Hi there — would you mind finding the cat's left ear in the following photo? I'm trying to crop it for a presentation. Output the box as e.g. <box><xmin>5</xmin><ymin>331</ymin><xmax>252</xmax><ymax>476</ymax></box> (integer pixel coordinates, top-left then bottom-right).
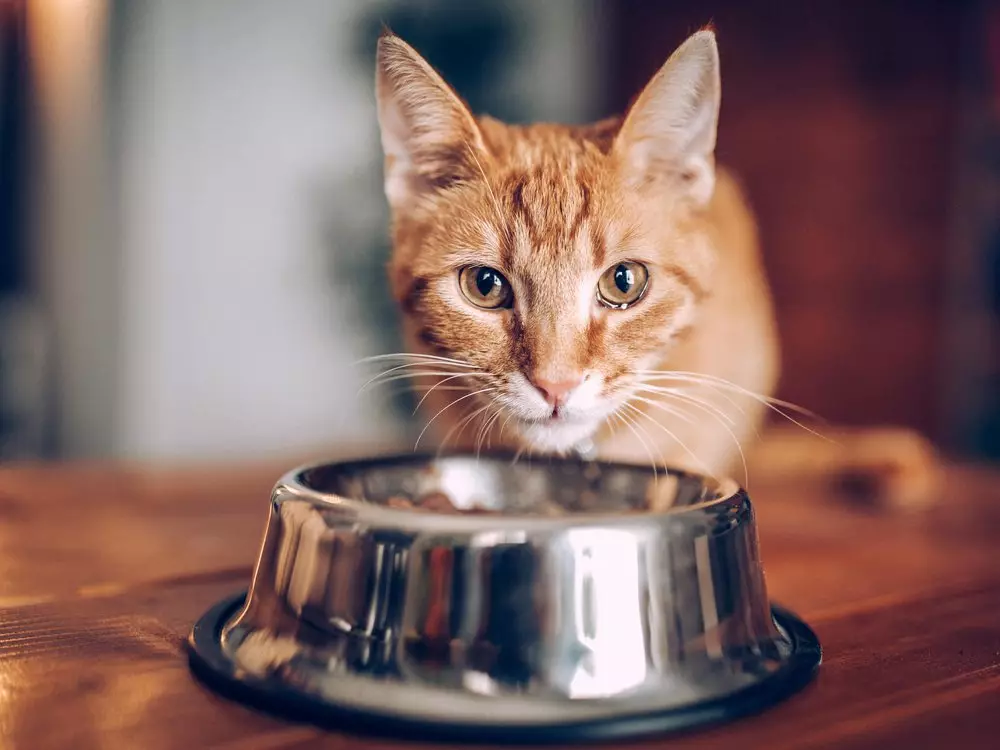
<box><xmin>613</xmin><ymin>30</ymin><xmax>721</xmax><ymax>206</ymax></box>
<box><xmin>375</xmin><ymin>32</ymin><xmax>490</xmax><ymax>211</ymax></box>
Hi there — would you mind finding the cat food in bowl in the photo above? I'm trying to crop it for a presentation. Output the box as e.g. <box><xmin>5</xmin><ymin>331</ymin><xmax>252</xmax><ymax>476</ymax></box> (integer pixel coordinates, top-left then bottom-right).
<box><xmin>188</xmin><ymin>453</ymin><xmax>820</xmax><ymax>743</ymax></box>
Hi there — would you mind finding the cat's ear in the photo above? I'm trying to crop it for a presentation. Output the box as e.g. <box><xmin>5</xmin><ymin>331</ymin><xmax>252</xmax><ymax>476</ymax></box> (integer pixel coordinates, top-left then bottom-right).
<box><xmin>613</xmin><ymin>30</ymin><xmax>721</xmax><ymax>206</ymax></box>
<box><xmin>376</xmin><ymin>32</ymin><xmax>489</xmax><ymax>211</ymax></box>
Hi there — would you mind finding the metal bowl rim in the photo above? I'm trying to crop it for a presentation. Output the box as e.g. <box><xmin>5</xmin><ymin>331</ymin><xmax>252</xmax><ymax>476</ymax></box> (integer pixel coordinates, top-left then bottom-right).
<box><xmin>271</xmin><ymin>451</ymin><xmax>747</xmax><ymax>533</ymax></box>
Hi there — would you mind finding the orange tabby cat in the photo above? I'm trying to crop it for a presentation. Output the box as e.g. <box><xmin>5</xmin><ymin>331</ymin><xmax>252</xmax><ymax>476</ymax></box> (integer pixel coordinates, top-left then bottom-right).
<box><xmin>373</xmin><ymin>29</ymin><xmax>939</xmax><ymax>509</ymax></box>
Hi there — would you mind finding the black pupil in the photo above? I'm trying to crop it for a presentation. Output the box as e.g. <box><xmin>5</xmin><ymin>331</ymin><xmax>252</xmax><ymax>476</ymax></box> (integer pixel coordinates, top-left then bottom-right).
<box><xmin>614</xmin><ymin>264</ymin><xmax>634</xmax><ymax>294</ymax></box>
<box><xmin>476</xmin><ymin>268</ymin><xmax>499</xmax><ymax>297</ymax></box>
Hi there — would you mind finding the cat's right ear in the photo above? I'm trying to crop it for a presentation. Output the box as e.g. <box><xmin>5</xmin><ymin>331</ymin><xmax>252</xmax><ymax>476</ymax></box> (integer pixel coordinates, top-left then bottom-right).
<box><xmin>375</xmin><ymin>32</ymin><xmax>489</xmax><ymax>211</ymax></box>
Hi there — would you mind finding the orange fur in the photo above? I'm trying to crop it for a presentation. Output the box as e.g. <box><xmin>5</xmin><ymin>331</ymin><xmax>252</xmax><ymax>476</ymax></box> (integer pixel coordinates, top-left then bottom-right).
<box><xmin>375</xmin><ymin>30</ymin><xmax>939</xmax><ymax>509</ymax></box>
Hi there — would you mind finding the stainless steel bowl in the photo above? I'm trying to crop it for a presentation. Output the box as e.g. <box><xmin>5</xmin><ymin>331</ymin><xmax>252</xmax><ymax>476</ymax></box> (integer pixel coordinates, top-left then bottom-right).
<box><xmin>189</xmin><ymin>453</ymin><xmax>820</xmax><ymax>742</ymax></box>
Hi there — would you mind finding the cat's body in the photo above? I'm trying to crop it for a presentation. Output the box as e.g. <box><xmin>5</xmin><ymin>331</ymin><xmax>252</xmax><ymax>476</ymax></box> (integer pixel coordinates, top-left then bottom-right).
<box><xmin>375</xmin><ymin>30</ymin><xmax>938</xmax><ymax>508</ymax></box>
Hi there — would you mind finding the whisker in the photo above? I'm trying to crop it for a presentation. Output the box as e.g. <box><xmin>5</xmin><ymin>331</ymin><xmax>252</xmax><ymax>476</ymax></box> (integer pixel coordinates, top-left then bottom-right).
<box><xmin>436</xmin><ymin>403</ymin><xmax>492</xmax><ymax>459</ymax></box>
<box><xmin>495</xmin><ymin>411</ymin><xmax>516</xmax><ymax>448</ymax></box>
<box><xmin>624</xmin><ymin>401</ymin><xmax>720</xmax><ymax>483</ymax></box>
<box><xmin>408</xmin><ymin>385</ymin><xmax>479</xmax><ymax>393</ymax></box>
<box><xmin>472</xmin><ymin>402</ymin><xmax>493</xmax><ymax>451</ymax></box>
<box><xmin>356</xmin><ymin>352</ymin><xmax>478</xmax><ymax>369</ymax></box>
<box><xmin>366</xmin><ymin>383</ymin><xmax>477</xmax><ymax>407</ymax></box>
<box><xmin>415</xmin><ymin>388</ymin><xmax>496</xmax><ymax>450</ymax></box>
<box><xmin>633</xmin><ymin>394</ymin><xmax>747</xmax><ymax>488</ymax></box>
<box><xmin>414</xmin><ymin>372</ymin><xmax>485</xmax><ymax>413</ymax></box>
<box><xmin>636</xmin><ymin>370</ymin><xmax>831</xmax><ymax>441</ymax></box>
<box><xmin>629</xmin><ymin>394</ymin><xmax>696</xmax><ymax>425</ymax></box>
<box><xmin>638</xmin><ymin>370</ymin><xmax>819</xmax><ymax>417</ymax></box>
<box><xmin>618</xmin><ymin>412</ymin><xmax>667</xmax><ymax>492</ymax></box>
<box><xmin>361</xmin><ymin>369</ymin><xmax>481</xmax><ymax>394</ymax></box>
<box><xmin>615</xmin><ymin>406</ymin><xmax>661</xmax><ymax>484</ymax></box>
<box><xmin>473</xmin><ymin>399</ymin><xmax>496</xmax><ymax>456</ymax></box>
<box><xmin>666</xmin><ymin>383</ymin><xmax>763</xmax><ymax>441</ymax></box>
<box><xmin>634</xmin><ymin>385</ymin><xmax>736</xmax><ymax>426</ymax></box>
<box><xmin>484</xmin><ymin>406</ymin><xmax>506</xmax><ymax>450</ymax></box>
<box><xmin>363</xmin><ymin>382</ymin><xmax>474</xmax><ymax>416</ymax></box>
<box><xmin>623</xmin><ymin>403</ymin><xmax>672</xmax><ymax>471</ymax></box>
<box><xmin>358</xmin><ymin>362</ymin><xmax>436</xmax><ymax>393</ymax></box>
<box><xmin>637</xmin><ymin>380</ymin><xmax>757</xmax><ymax>442</ymax></box>
<box><xmin>641</xmin><ymin>374</ymin><xmax>748</xmax><ymax>416</ymax></box>
<box><xmin>475</xmin><ymin>404</ymin><xmax>504</xmax><ymax>461</ymax></box>
<box><xmin>627</xmin><ymin>408</ymin><xmax>665</xmax><ymax>490</ymax></box>
<box><xmin>359</xmin><ymin>363</ymin><xmax>471</xmax><ymax>393</ymax></box>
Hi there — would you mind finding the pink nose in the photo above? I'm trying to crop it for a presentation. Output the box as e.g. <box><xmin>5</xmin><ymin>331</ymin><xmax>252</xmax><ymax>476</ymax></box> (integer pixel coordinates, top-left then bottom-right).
<box><xmin>532</xmin><ymin>374</ymin><xmax>584</xmax><ymax>408</ymax></box>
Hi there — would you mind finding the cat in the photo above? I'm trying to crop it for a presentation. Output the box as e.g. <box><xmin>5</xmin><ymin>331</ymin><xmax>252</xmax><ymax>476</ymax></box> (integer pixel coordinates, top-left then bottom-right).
<box><xmin>371</xmin><ymin>28</ymin><xmax>939</xmax><ymax>510</ymax></box>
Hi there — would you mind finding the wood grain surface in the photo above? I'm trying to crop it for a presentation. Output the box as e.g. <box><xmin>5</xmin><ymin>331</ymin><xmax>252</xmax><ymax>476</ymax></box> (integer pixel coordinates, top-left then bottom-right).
<box><xmin>0</xmin><ymin>456</ymin><xmax>998</xmax><ymax>749</ymax></box>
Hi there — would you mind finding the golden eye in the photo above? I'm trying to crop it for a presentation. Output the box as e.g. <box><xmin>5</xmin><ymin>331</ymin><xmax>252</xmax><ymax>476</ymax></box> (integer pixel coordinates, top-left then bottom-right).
<box><xmin>459</xmin><ymin>266</ymin><xmax>514</xmax><ymax>310</ymax></box>
<box><xmin>597</xmin><ymin>261</ymin><xmax>649</xmax><ymax>309</ymax></box>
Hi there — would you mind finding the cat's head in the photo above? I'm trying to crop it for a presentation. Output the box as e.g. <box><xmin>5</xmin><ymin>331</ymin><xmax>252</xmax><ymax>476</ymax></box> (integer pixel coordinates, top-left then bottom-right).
<box><xmin>376</xmin><ymin>30</ymin><xmax>721</xmax><ymax>453</ymax></box>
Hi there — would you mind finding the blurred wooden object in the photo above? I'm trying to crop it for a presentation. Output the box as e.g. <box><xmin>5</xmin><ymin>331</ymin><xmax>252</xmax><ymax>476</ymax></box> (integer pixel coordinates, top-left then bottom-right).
<box><xmin>604</xmin><ymin>0</ymin><xmax>967</xmax><ymax>444</ymax></box>
<box><xmin>751</xmin><ymin>424</ymin><xmax>942</xmax><ymax>510</ymax></box>
<box><xmin>0</xmin><ymin>459</ymin><xmax>998</xmax><ymax>748</ymax></box>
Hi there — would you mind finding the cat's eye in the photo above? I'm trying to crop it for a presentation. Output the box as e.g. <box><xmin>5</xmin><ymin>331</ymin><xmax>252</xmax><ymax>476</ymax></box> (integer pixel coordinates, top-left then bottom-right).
<box><xmin>597</xmin><ymin>261</ymin><xmax>649</xmax><ymax>309</ymax></box>
<box><xmin>458</xmin><ymin>266</ymin><xmax>514</xmax><ymax>310</ymax></box>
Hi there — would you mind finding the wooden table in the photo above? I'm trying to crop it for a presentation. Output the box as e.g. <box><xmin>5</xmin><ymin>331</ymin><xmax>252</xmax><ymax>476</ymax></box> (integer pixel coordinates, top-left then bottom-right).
<box><xmin>1</xmin><ymin>456</ymin><xmax>999</xmax><ymax>749</ymax></box>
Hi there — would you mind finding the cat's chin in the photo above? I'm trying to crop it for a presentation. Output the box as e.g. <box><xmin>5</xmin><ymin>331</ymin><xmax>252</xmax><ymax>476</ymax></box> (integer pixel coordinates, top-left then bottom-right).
<box><xmin>513</xmin><ymin>418</ymin><xmax>599</xmax><ymax>455</ymax></box>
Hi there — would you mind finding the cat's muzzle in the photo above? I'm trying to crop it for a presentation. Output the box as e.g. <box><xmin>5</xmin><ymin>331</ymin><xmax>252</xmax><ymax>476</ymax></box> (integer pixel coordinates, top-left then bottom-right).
<box><xmin>188</xmin><ymin>452</ymin><xmax>820</xmax><ymax>743</ymax></box>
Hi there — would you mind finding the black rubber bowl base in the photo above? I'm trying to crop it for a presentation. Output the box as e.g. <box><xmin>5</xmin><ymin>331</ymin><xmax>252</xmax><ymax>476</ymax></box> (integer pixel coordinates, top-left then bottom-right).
<box><xmin>188</xmin><ymin>592</ymin><xmax>821</xmax><ymax>745</ymax></box>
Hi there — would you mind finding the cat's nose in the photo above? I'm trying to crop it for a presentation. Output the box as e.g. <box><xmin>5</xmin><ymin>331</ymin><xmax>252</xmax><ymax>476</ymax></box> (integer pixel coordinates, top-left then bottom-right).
<box><xmin>532</xmin><ymin>374</ymin><xmax>584</xmax><ymax>408</ymax></box>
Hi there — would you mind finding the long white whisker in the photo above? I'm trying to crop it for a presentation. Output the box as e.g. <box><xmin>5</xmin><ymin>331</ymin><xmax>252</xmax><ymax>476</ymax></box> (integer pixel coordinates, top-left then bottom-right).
<box><xmin>623</xmin><ymin>403</ymin><xmax>672</xmax><ymax>483</ymax></box>
<box><xmin>362</xmin><ymin>370</ymin><xmax>481</xmax><ymax>393</ymax></box>
<box><xmin>473</xmin><ymin>400</ymin><xmax>497</xmax><ymax>455</ymax></box>
<box><xmin>359</xmin><ymin>362</ymin><xmax>473</xmax><ymax>393</ymax></box>
<box><xmin>638</xmin><ymin>371</ymin><xmax>820</xmax><ymax>418</ymax></box>
<box><xmin>368</xmin><ymin>384</ymin><xmax>478</xmax><ymax>408</ymax></box>
<box><xmin>634</xmin><ymin>394</ymin><xmax>748</xmax><ymax>488</ymax></box>
<box><xmin>436</xmin><ymin>403</ymin><xmax>492</xmax><ymax>459</ymax></box>
<box><xmin>366</xmin><ymin>371</ymin><xmax>476</xmax><ymax>388</ymax></box>
<box><xmin>408</xmin><ymin>385</ymin><xmax>480</xmax><ymax>393</ymax></box>
<box><xmin>641</xmin><ymin>374</ymin><xmax>747</xmax><ymax>416</ymax></box>
<box><xmin>415</xmin><ymin>388</ymin><xmax>496</xmax><ymax>450</ymax></box>
<box><xmin>634</xmin><ymin>385</ymin><xmax>736</xmax><ymax>426</ymax></box>
<box><xmin>359</xmin><ymin>362</ymin><xmax>438</xmax><ymax>393</ymax></box>
<box><xmin>667</xmin><ymin>383</ymin><xmax>762</xmax><ymax>441</ymax></box>
<box><xmin>624</xmin><ymin>401</ymin><xmax>720</xmax><ymax>483</ymax></box>
<box><xmin>495</xmin><ymin>411</ymin><xmax>516</xmax><ymax>448</ymax></box>
<box><xmin>484</xmin><ymin>406</ymin><xmax>506</xmax><ymax>449</ymax></box>
<box><xmin>366</xmin><ymin>383</ymin><xmax>474</xmax><ymax>415</ymax></box>
<box><xmin>629</xmin><ymin>394</ymin><xmax>696</xmax><ymax>425</ymax></box>
<box><xmin>637</xmin><ymin>370</ymin><xmax>830</xmax><ymax>441</ymax></box>
<box><xmin>356</xmin><ymin>353</ymin><xmax>478</xmax><ymax>368</ymax></box>
<box><xmin>615</xmin><ymin>406</ymin><xmax>661</xmax><ymax>484</ymax></box>
<box><xmin>414</xmin><ymin>372</ymin><xmax>485</xmax><ymax>413</ymax></box>
<box><xmin>475</xmin><ymin>404</ymin><xmax>505</xmax><ymax>461</ymax></box>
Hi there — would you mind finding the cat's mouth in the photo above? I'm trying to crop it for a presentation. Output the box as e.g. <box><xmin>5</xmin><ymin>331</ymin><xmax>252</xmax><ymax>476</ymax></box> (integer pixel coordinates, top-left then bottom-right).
<box><xmin>494</xmin><ymin>372</ymin><xmax>609</xmax><ymax>451</ymax></box>
<box><xmin>508</xmin><ymin>411</ymin><xmax>601</xmax><ymax>453</ymax></box>
<box><xmin>520</xmin><ymin>409</ymin><xmax>584</xmax><ymax>425</ymax></box>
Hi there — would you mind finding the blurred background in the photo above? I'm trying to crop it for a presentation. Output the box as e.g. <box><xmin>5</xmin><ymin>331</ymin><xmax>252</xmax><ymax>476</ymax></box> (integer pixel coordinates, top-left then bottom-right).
<box><xmin>0</xmin><ymin>0</ymin><xmax>997</xmax><ymax>466</ymax></box>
